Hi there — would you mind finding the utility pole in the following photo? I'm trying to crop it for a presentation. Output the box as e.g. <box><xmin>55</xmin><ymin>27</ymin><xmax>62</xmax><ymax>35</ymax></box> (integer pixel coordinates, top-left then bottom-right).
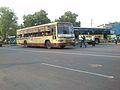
<box><xmin>91</xmin><ymin>19</ymin><xmax>93</xmax><ymax>28</ymax></box>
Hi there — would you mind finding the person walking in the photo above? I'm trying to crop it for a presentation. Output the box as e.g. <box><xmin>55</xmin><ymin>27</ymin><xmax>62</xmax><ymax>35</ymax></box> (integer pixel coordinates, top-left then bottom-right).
<box><xmin>80</xmin><ymin>35</ymin><xmax>87</xmax><ymax>48</ymax></box>
<box><xmin>91</xmin><ymin>35</ymin><xmax>95</xmax><ymax>46</ymax></box>
<box><xmin>114</xmin><ymin>37</ymin><xmax>118</xmax><ymax>44</ymax></box>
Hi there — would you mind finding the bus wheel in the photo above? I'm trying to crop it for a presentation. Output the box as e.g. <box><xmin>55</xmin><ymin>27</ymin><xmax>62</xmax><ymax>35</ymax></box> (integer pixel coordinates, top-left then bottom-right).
<box><xmin>87</xmin><ymin>42</ymin><xmax>92</xmax><ymax>45</ymax></box>
<box><xmin>60</xmin><ymin>45</ymin><xmax>65</xmax><ymax>49</ymax></box>
<box><xmin>23</xmin><ymin>40</ymin><xmax>27</xmax><ymax>47</ymax></box>
<box><xmin>45</xmin><ymin>41</ymin><xmax>51</xmax><ymax>49</ymax></box>
<box><xmin>0</xmin><ymin>44</ymin><xmax>2</xmax><ymax>47</ymax></box>
<box><xmin>95</xmin><ymin>39</ymin><xmax>100</xmax><ymax>44</ymax></box>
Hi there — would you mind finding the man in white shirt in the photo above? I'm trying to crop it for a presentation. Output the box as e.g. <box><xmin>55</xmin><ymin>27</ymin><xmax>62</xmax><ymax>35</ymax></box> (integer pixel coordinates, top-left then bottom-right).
<box><xmin>91</xmin><ymin>35</ymin><xmax>95</xmax><ymax>46</ymax></box>
<box><xmin>79</xmin><ymin>35</ymin><xmax>87</xmax><ymax>48</ymax></box>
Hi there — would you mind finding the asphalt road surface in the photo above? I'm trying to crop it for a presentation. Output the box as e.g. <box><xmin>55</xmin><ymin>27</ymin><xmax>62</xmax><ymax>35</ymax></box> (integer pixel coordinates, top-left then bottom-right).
<box><xmin>0</xmin><ymin>44</ymin><xmax>120</xmax><ymax>90</ymax></box>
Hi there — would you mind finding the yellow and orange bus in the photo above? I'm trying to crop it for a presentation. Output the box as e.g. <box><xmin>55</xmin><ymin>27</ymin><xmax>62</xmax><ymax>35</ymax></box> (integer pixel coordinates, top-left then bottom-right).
<box><xmin>16</xmin><ymin>22</ymin><xmax>75</xmax><ymax>48</ymax></box>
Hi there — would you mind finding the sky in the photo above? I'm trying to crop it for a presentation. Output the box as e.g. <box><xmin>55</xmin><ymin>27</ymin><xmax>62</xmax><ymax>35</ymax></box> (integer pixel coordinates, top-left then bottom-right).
<box><xmin>0</xmin><ymin>0</ymin><xmax>120</xmax><ymax>27</ymax></box>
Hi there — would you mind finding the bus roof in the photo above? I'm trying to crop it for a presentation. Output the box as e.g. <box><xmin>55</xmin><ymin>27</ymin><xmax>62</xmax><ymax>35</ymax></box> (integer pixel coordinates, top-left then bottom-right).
<box><xmin>17</xmin><ymin>22</ymin><xmax>72</xmax><ymax>31</ymax></box>
<box><xmin>74</xmin><ymin>27</ymin><xmax>111</xmax><ymax>31</ymax></box>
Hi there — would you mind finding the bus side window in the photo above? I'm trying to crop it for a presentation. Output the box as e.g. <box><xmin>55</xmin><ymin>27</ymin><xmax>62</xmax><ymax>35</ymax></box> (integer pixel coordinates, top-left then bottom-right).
<box><xmin>45</xmin><ymin>31</ymin><xmax>50</xmax><ymax>36</ymax></box>
<box><xmin>38</xmin><ymin>32</ymin><xmax>42</xmax><ymax>36</ymax></box>
<box><xmin>51</xmin><ymin>28</ymin><xmax>54</xmax><ymax>35</ymax></box>
<box><xmin>51</xmin><ymin>28</ymin><xmax>56</xmax><ymax>39</ymax></box>
<box><xmin>18</xmin><ymin>34</ymin><xmax>22</xmax><ymax>38</ymax></box>
<box><xmin>47</xmin><ymin>31</ymin><xmax>50</xmax><ymax>36</ymax></box>
<box><xmin>42</xmin><ymin>32</ymin><xmax>45</xmax><ymax>36</ymax></box>
<box><xmin>52</xmin><ymin>28</ymin><xmax>56</xmax><ymax>35</ymax></box>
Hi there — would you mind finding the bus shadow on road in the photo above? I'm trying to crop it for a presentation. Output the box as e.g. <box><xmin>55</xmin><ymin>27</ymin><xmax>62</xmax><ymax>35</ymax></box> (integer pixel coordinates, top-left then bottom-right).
<box><xmin>20</xmin><ymin>46</ymin><xmax>75</xmax><ymax>50</ymax></box>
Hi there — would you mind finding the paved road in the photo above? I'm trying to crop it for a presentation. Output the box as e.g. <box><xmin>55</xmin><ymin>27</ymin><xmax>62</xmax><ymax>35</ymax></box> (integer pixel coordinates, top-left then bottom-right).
<box><xmin>0</xmin><ymin>44</ymin><xmax>120</xmax><ymax>90</ymax></box>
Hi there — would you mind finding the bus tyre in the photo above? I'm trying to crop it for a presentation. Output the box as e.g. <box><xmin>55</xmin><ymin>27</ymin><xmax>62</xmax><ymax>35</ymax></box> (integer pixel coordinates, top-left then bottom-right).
<box><xmin>60</xmin><ymin>45</ymin><xmax>65</xmax><ymax>49</ymax></box>
<box><xmin>23</xmin><ymin>40</ymin><xmax>27</xmax><ymax>47</ymax></box>
<box><xmin>87</xmin><ymin>42</ymin><xmax>92</xmax><ymax>45</ymax></box>
<box><xmin>0</xmin><ymin>44</ymin><xmax>2</xmax><ymax>47</ymax></box>
<box><xmin>95</xmin><ymin>39</ymin><xmax>100</xmax><ymax>44</ymax></box>
<box><xmin>45</xmin><ymin>41</ymin><xmax>51</xmax><ymax>49</ymax></box>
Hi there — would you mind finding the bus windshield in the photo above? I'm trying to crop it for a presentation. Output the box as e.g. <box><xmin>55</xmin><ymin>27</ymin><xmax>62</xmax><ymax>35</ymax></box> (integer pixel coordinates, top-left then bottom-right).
<box><xmin>58</xmin><ymin>24</ymin><xmax>74</xmax><ymax>34</ymax></box>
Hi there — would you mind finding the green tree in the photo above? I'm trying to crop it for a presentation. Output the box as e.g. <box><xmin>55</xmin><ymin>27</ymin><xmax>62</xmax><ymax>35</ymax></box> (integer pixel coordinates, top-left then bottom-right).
<box><xmin>109</xmin><ymin>22</ymin><xmax>120</xmax><ymax>24</ymax></box>
<box><xmin>0</xmin><ymin>7</ymin><xmax>18</xmax><ymax>40</ymax></box>
<box><xmin>23</xmin><ymin>10</ymin><xmax>51</xmax><ymax>27</ymax></box>
<box><xmin>56</xmin><ymin>11</ymin><xmax>81</xmax><ymax>27</ymax></box>
<box><xmin>18</xmin><ymin>24</ymin><xmax>24</xmax><ymax>29</ymax></box>
<box><xmin>23</xmin><ymin>14</ymin><xmax>34</xmax><ymax>27</ymax></box>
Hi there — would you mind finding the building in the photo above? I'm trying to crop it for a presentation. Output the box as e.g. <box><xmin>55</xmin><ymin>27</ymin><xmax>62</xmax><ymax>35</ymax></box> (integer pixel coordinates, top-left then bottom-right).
<box><xmin>112</xmin><ymin>24</ymin><xmax>120</xmax><ymax>35</ymax></box>
<box><xmin>97</xmin><ymin>23</ymin><xmax>120</xmax><ymax>35</ymax></box>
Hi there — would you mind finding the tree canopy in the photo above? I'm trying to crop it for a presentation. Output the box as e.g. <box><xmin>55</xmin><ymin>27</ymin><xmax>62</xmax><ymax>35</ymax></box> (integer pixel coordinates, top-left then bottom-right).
<box><xmin>109</xmin><ymin>22</ymin><xmax>120</xmax><ymax>24</ymax></box>
<box><xmin>0</xmin><ymin>7</ymin><xmax>18</xmax><ymax>39</ymax></box>
<box><xmin>55</xmin><ymin>11</ymin><xmax>81</xmax><ymax>27</ymax></box>
<box><xmin>23</xmin><ymin>10</ymin><xmax>51</xmax><ymax>27</ymax></box>
<box><xmin>0</xmin><ymin>7</ymin><xmax>82</xmax><ymax>40</ymax></box>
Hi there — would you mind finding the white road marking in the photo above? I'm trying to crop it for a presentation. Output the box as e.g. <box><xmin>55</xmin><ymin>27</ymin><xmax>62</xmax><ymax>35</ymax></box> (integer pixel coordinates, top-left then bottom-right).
<box><xmin>89</xmin><ymin>64</ymin><xmax>103</xmax><ymax>68</ymax></box>
<box><xmin>1</xmin><ymin>48</ymin><xmax>116</xmax><ymax>79</ymax></box>
<box><xmin>41</xmin><ymin>63</ymin><xmax>114</xmax><ymax>79</ymax></box>
<box><xmin>2</xmin><ymin>48</ymin><xmax>120</xmax><ymax>58</ymax></box>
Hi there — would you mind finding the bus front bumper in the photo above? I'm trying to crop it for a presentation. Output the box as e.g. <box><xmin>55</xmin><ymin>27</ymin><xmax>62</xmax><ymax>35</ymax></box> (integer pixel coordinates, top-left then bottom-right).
<box><xmin>52</xmin><ymin>42</ymin><xmax>75</xmax><ymax>47</ymax></box>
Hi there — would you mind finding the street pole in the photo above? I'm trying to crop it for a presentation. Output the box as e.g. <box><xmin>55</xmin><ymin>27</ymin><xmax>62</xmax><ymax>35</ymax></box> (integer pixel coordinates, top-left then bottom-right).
<box><xmin>91</xmin><ymin>19</ymin><xmax>93</xmax><ymax>28</ymax></box>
